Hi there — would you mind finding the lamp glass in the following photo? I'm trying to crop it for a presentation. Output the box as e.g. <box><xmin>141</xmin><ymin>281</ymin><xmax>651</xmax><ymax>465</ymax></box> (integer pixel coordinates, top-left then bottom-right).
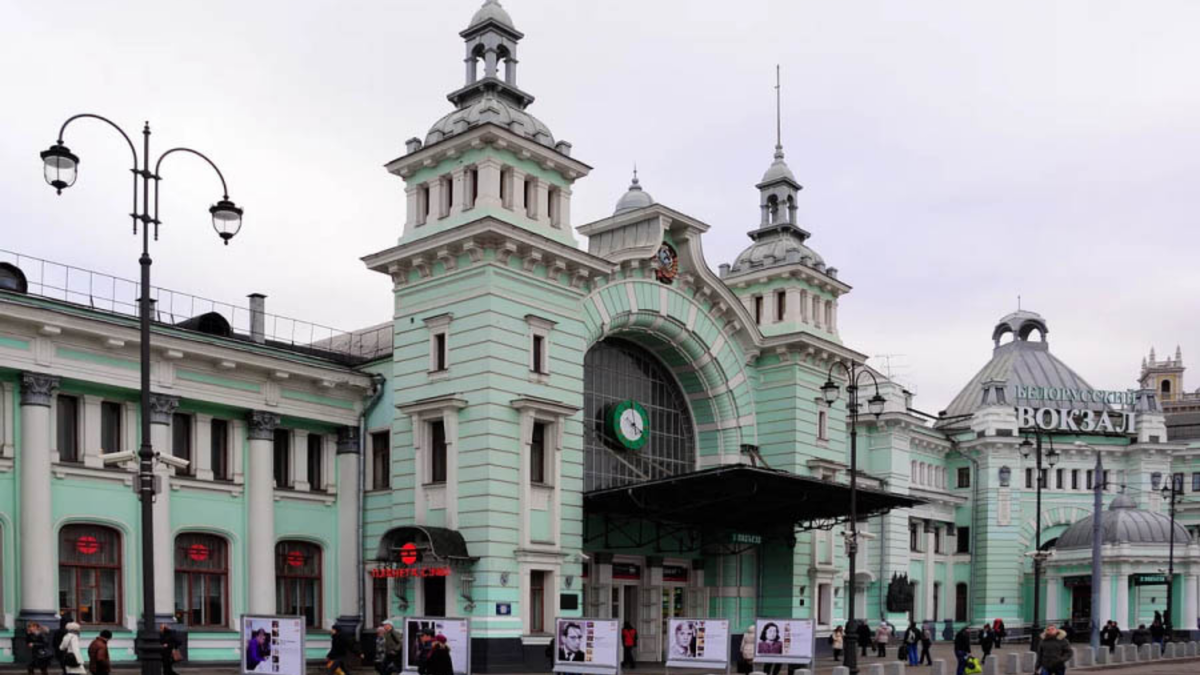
<box><xmin>40</xmin><ymin>144</ymin><xmax>79</xmax><ymax>193</ymax></box>
<box><xmin>1020</xmin><ymin>438</ymin><xmax>1033</xmax><ymax>459</ymax></box>
<box><xmin>1046</xmin><ymin>448</ymin><xmax>1059</xmax><ymax>468</ymax></box>
<box><xmin>821</xmin><ymin>380</ymin><xmax>839</xmax><ymax>404</ymax></box>
<box><xmin>868</xmin><ymin>394</ymin><xmax>885</xmax><ymax>416</ymax></box>
<box><xmin>210</xmin><ymin>199</ymin><xmax>243</xmax><ymax>244</ymax></box>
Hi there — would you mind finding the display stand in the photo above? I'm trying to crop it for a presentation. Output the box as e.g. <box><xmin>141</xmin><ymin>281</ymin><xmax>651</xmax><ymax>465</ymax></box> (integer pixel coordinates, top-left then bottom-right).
<box><xmin>553</xmin><ymin>617</ymin><xmax>621</xmax><ymax>675</ymax></box>
<box><xmin>400</xmin><ymin>616</ymin><xmax>472</xmax><ymax>675</ymax></box>
<box><xmin>751</xmin><ymin>618</ymin><xmax>815</xmax><ymax>670</ymax></box>
<box><xmin>663</xmin><ymin>618</ymin><xmax>731</xmax><ymax>675</ymax></box>
<box><xmin>240</xmin><ymin>614</ymin><xmax>307</xmax><ymax>675</ymax></box>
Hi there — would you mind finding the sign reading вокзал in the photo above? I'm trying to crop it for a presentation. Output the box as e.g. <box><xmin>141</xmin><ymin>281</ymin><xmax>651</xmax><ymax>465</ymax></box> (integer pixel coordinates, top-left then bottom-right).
<box><xmin>1015</xmin><ymin>386</ymin><xmax>1138</xmax><ymax>435</ymax></box>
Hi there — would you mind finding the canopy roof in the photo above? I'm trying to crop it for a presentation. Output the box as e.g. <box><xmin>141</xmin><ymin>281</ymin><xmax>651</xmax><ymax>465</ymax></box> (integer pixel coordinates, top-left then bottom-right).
<box><xmin>584</xmin><ymin>465</ymin><xmax>921</xmax><ymax>535</ymax></box>
<box><xmin>375</xmin><ymin>525</ymin><xmax>477</xmax><ymax>565</ymax></box>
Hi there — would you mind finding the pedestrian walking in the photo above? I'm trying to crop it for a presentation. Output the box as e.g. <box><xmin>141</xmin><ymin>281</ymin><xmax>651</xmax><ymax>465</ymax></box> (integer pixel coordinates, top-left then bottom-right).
<box><xmin>875</xmin><ymin>622</ymin><xmax>891</xmax><ymax>658</ymax></box>
<box><xmin>903</xmin><ymin>623</ymin><xmax>920</xmax><ymax>666</ymax></box>
<box><xmin>979</xmin><ymin>625</ymin><xmax>994</xmax><ymax>663</ymax></box>
<box><xmin>992</xmin><ymin>618</ymin><xmax>1005</xmax><ymax>648</ymax></box>
<box><xmin>326</xmin><ymin>625</ymin><xmax>360</xmax><ymax>675</ymax></box>
<box><xmin>919</xmin><ymin>627</ymin><xmax>933</xmax><ymax>666</ymax></box>
<box><xmin>621</xmin><ymin>621</ymin><xmax>638</xmax><ymax>669</ymax></box>
<box><xmin>831</xmin><ymin>626</ymin><xmax>844</xmax><ymax>662</ymax></box>
<box><xmin>52</xmin><ymin>615</ymin><xmax>73</xmax><ymax>675</ymax></box>
<box><xmin>426</xmin><ymin>635</ymin><xmax>453</xmax><ymax>675</ymax></box>
<box><xmin>856</xmin><ymin>621</ymin><xmax>872</xmax><ymax>657</ymax></box>
<box><xmin>160</xmin><ymin>624</ymin><xmax>180</xmax><ymax>675</ymax></box>
<box><xmin>25</xmin><ymin>622</ymin><xmax>53</xmax><ymax>675</ymax></box>
<box><xmin>953</xmin><ymin>625</ymin><xmax>971</xmax><ymax>675</ymax></box>
<box><xmin>86</xmin><ymin>630</ymin><xmax>112</xmax><ymax>675</ymax></box>
<box><xmin>1150</xmin><ymin>615</ymin><xmax>1164</xmax><ymax>646</ymax></box>
<box><xmin>381</xmin><ymin>621</ymin><xmax>402</xmax><ymax>674</ymax></box>
<box><xmin>58</xmin><ymin>623</ymin><xmax>84</xmax><ymax>675</ymax></box>
<box><xmin>1035</xmin><ymin>625</ymin><xmax>1073</xmax><ymax>675</ymax></box>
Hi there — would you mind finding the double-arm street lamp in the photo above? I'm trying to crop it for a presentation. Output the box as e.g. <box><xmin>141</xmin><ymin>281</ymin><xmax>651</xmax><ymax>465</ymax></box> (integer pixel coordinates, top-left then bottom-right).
<box><xmin>40</xmin><ymin>115</ymin><xmax>243</xmax><ymax>675</ymax></box>
<box><xmin>822</xmin><ymin>364</ymin><xmax>886</xmax><ymax>675</ymax></box>
<box><xmin>1160</xmin><ymin>473</ymin><xmax>1183</xmax><ymax>638</ymax></box>
<box><xmin>1020</xmin><ymin>433</ymin><xmax>1060</xmax><ymax>652</ymax></box>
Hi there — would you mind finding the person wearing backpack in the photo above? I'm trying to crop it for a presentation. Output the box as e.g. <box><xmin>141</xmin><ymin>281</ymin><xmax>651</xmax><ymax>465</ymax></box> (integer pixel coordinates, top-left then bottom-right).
<box><xmin>953</xmin><ymin>625</ymin><xmax>971</xmax><ymax>675</ymax></box>
<box><xmin>918</xmin><ymin>627</ymin><xmax>933</xmax><ymax>666</ymax></box>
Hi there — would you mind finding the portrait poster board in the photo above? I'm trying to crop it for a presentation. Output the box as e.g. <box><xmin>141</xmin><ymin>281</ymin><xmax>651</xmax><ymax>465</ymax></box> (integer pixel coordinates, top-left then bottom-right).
<box><xmin>665</xmin><ymin>618</ymin><xmax>730</xmax><ymax>670</ymax></box>
<box><xmin>401</xmin><ymin>617</ymin><xmax>471</xmax><ymax>675</ymax></box>
<box><xmin>240</xmin><ymin>615</ymin><xmax>306</xmax><ymax>675</ymax></box>
<box><xmin>553</xmin><ymin>618</ymin><xmax>621</xmax><ymax>675</ymax></box>
<box><xmin>752</xmin><ymin>618</ymin><xmax>815</xmax><ymax>665</ymax></box>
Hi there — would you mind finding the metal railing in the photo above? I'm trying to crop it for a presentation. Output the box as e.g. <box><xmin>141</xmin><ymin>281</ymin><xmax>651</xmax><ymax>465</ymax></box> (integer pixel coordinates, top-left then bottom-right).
<box><xmin>0</xmin><ymin>248</ymin><xmax>391</xmax><ymax>363</ymax></box>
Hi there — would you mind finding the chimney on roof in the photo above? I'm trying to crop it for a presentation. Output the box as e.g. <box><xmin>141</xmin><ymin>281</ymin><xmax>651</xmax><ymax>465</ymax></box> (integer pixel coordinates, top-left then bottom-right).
<box><xmin>248</xmin><ymin>293</ymin><xmax>266</xmax><ymax>344</ymax></box>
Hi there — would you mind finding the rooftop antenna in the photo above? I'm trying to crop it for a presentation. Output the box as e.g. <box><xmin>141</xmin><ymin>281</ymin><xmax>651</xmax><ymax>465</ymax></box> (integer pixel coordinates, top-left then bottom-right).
<box><xmin>775</xmin><ymin>64</ymin><xmax>782</xmax><ymax>151</ymax></box>
<box><xmin>1018</xmin><ymin>294</ymin><xmax>1022</xmax><ymax>311</ymax></box>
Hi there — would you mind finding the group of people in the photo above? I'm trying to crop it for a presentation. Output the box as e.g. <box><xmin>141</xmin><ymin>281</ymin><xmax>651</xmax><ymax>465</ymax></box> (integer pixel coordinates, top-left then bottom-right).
<box><xmin>369</xmin><ymin>623</ymin><xmax>453</xmax><ymax>675</ymax></box>
<box><xmin>1101</xmin><ymin>612</ymin><xmax>1171</xmax><ymax>653</ymax></box>
<box><xmin>23</xmin><ymin>616</ymin><xmax>182</xmax><ymax>675</ymax></box>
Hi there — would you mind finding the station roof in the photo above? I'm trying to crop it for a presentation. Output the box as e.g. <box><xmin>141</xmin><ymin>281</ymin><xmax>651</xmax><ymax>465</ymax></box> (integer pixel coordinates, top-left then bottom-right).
<box><xmin>584</xmin><ymin>464</ymin><xmax>921</xmax><ymax>534</ymax></box>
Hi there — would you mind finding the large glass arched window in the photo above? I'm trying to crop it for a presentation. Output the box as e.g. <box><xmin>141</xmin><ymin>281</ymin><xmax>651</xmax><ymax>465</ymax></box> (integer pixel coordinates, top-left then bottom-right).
<box><xmin>174</xmin><ymin>533</ymin><xmax>228</xmax><ymax>627</ymax></box>
<box><xmin>276</xmin><ymin>541</ymin><xmax>322</xmax><ymax>627</ymax></box>
<box><xmin>583</xmin><ymin>338</ymin><xmax>695</xmax><ymax>492</ymax></box>
<box><xmin>59</xmin><ymin>524</ymin><xmax>121</xmax><ymax>625</ymax></box>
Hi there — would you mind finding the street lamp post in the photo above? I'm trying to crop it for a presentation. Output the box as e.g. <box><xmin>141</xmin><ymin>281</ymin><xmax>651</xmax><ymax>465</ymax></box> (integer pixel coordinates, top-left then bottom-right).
<box><xmin>1161</xmin><ymin>474</ymin><xmax>1181</xmax><ymax>639</ymax></box>
<box><xmin>40</xmin><ymin>115</ymin><xmax>243</xmax><ymax>675</ymax></box>
<box><xmin>822</xmin><ymin>365</ymin><xmax>886</xmax><ymax>675</ymax></box>
<box><xmin>1020</xmin><ymin>434</ymin><xmax>1059</xmax><ymax>653</ymax></box>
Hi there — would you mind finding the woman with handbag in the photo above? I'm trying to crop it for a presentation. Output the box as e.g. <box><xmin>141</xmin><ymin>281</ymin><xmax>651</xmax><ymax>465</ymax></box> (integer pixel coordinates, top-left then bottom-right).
<box><xmin>58</xmin><ymin>623</ymin><xmax>85</xmax><ymax>675</ymax></box>
<box><xmin>160</xmin><ymin>624</ymin><xmax>181</xmax><ymax>675</ymax></box>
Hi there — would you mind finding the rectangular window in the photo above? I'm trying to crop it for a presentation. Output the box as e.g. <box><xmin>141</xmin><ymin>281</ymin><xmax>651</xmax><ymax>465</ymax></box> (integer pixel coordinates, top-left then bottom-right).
<box><xmin>530</xmin><ymin>421</ymin><xmax>547</xmax><ymax>485</ymax></box>
<box><xmin>420</xmin><ymin>184</ymin><xmax>431</xmax><ymax>223</ymax></box>
<box><xmin>1086</xmin><ymin>469</ymin><xmax>1094</xmax><ymax>490</ymax></box>
<box><xmin>429</xmin><ymin>420</ymin><xmax>447</xmax><ymax>484</ymax></box>
<box><xmin>499</xmin><ymin>168</ymin><xmax>511</xmax><ymax>209</ymax></box>
<box><xmin>909</xmin><ymin>522</ymin><xmax>921</xmax><ymax>552</ymax></box>
<box><xmin>775</xmin><ymin>290</ymin><xmax>786</xmax><ymax>322</ymax></box>
<box><xmin>754</xmin><ymin>296</ymin><xmax>764</xmax><ymax>324</ymax></box>
<box><xmin>172</xmin><ymin>413</ymin><xmax>192</xmax><ymax>476</ymax></box>
<box><xmin>273</xmin><ymin>429</ymin><xmax>291</xmax><ymax>488</ymax></box>
<box><xmin>934</xmin><ymin>528</ymin><xmax>943</xmax><ymax>554</ymax></box>
<box><xmin>548</xmin><ymin>186</ymin><xmax>561</xmax><ymax>226</ymax></box>
<box><xmin>211</xmin><ymin>419</ymin><xmax>230</xmax><ymax>481</ymax></box>
<box><xmin>1192</xmin><ymin>473</ymin><xmax>1200</xmax><ymax>492</ymax></box>
<box><xmin>956</xmin><ymin>527</ymin><xmax>970</xmax><ymax>554</ymax></box>
<box><xmin>1172</xmin><ymin>472</ymin><xmax>1184</xmax><ymax>493</ymax></box>
<box><xmin>532</xmin><ymin>334</ymin><xmax>546</xmax><ymax>374</ymax></box>
<box><xmin>433</xmin><ymin>332</ymin><xmax>447</xmax><ymax>372</ymax></box>
<box><xmin>957</xmin><ymin>467</ymin><xmax>970</xmax><ymax>488</ymax></box>
<box><xmin>441</xmin><ymin>175</ymin><xmax>454</xmax><ymax>217</ymax></box>
<box><xmin>467</xmin><ymin>166</ymin><xmax>479</xmax><ymax>209</ymax></box>
<box><xmin>1102</xmin><ymin>470</ymin><xmax>1110</xmax><ymax>491</ymax></box>
<box><xmin>371</xmin><ymin>431</ymin><xmax>390</xmax><ymax>490</ymax></box>
<box><xmin>1026</xmin><ymin>467</ymin><xmax>1034</xmax><ymax>489</ymax></box>
<box><xmin>955</xmin><ymin>584</ymin><xmax>968</xmax><ymax>622</ymax></box>
<box><xmin>1039</xmin><ymin>468</ymin><xmax>1047</xmax><ymax>489</ymax></box>
<box><xmin>1055</xmin><ymin>468</ymin><xmax>1064</xmax><ymax>490</ymax></box>
<box><xmin>57</xmin><ymin>394</ymin><xmax>80</xmax><ymax>463</ymax></box>
<box><xmin>100</xmin><ymin>401</ymin><xmax>122</xmax><ymax>454</ymax></box>
<box><xmin>372</xmin><ymin>577</ymin><xmax>389</xmax><ymax>627</ymax></box>
<box><xmin>817</xmin><ymin>410</ymin><xmax>828</xmax><ymax>440</ymax></box>
<box><xmin>1071</xmin><ymin>469</ymin><xmax>1079</xmax><ymax>490</ymax></box>
<box><xmin>524</xmin><ymin>178</ymin><xmax>536</xmax><ymax>219</ymax></box>
<box><xmin>307</xmin><ymin>434</ymin><xmax>323</xmax><ymax>492</ymax></box>
<box><xmin>530</xmin><ymin>571</ymin><xmax>546</xmax><ymax>634</ymax></box>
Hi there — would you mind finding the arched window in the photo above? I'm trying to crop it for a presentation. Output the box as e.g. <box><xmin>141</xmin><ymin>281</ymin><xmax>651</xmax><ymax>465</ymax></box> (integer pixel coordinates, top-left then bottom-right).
<box><xmin>59</xmin><ymin>524</ymin><xmax>122</xmax><ymax>625</ymax></box>
<box><xmin>955</xmin><ymin>583</ymin><xmax>969</xmax><ymax>622</ymax></box>
<box><xmin>175</xmin><ymin>533</ymin><xmax>228</xmax><ymax>627</ymax></box>
<box><xmin>1161</xmin><ymin>380</ymin><xmax>1172</xmax><ymax>395</ymax></box>
<box><xmin>766</xmin><ymin>195</ymin><xmax>779</xmax><ymax>223</ymax></box>
<box><xmin>276</xmin><ymin>541</ymin><xmax>322</xmax><ymax>627</ymax></box>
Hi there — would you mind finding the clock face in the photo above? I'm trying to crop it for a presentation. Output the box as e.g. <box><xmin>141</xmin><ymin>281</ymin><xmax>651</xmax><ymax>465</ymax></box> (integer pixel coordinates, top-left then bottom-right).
<box><xmin>609</xmin><ymin>400</ymin><xmax>649</xmax><ymax>450</ymax></box>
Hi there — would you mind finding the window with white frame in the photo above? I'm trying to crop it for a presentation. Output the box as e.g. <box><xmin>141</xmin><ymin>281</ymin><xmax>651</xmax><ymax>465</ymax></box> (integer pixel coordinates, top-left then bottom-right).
<box><xmin>817</xmin><ymin>409</ymin><xmax>828</xmax><ymax>441</ymax></box>
<box><xmin>530</xmin><ymin>421</ymin><xmax>549</xmax><ymax>485</ymax></box>
<box><xmin>307</xmin><ymin>434</ymin><xmax>324</xmax><ymax>492</ymax></box>
<box><xmin>211</xmin><ymin>418</ymin><xmax>230</xmax><ymax>481</ymax></box>
<box><xmin>100</xmin><ymin>401</ymin><xmax>122</xmax><ymax>454</ymax></box>
<box><xmin>526</xmin><ymin>315</ymin><xmax>555</xmax><ymax>376</ymax></box>
<box><xmin>428</xmin><ymin>419</ymin><xmax>448</xmax><ymax>485</ymax></box>
<box><xmin>172</xmin><ymin>412</ymin><xmax>193</xmax><ymax>476</ymax></box>
<box><xmin>57</xmin><ymin>394</ymin><xmax>81</xmax><ymax>463</ymax></box>
<box><xmin>425</xmin><ymin>314</ymin><xmax>452</xmax><ymax>374</ymax></box>
<box><xmin>371</xmin><ymin>431</ymin><xmax>390</xmax><ymax>490</ymax></box>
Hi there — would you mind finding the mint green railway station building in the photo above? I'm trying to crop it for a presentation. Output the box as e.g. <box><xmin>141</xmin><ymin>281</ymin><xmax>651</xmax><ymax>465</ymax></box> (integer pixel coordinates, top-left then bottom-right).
<box><xmin>2</xmin><ymin>2</ymin><xmax>1198</xmax><ymax>671</ymax></box>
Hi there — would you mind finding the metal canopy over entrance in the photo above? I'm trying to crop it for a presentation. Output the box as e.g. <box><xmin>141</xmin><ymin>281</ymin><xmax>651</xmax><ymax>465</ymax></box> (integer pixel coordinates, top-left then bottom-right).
<box><xmin>375</xmin><ymin>525</ymin><xmax>478</xmax><ymax>566</ymax></box>
<box><xmin>584</xmin><ymin>464</ymin><xmax>922</xmax><ymax>551</ymax></box>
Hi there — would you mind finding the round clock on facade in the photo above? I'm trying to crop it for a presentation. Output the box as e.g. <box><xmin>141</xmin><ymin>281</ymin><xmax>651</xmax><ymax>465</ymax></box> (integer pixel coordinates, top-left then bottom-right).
<box><xmin>608</xmin><ymin>399</ymin><xmax>649</xmax><ymax>450</ymax></box>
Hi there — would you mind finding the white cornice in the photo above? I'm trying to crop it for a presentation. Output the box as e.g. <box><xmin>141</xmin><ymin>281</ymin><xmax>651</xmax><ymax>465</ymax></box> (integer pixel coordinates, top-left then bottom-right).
<box><xmin>385</xmin><ymin>123</ymin><xmax>592</xmax><ymax>182</ymax></box>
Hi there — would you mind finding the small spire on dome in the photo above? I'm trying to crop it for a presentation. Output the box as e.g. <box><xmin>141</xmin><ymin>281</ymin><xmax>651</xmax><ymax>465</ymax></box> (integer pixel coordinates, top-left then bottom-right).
<box><xmin>614</xmin><ymin>165</ymin><xmax>654</xmax><ymax>215</ymax></box>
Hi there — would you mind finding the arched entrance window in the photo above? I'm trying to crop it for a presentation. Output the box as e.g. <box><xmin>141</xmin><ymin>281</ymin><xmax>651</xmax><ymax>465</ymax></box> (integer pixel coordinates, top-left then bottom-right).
<box><xmin>583</xmin><ymin>338</ymin><xmax>696</xmax><ymax>492</ymax></box>
<box><xmin>276</xmin><ymin>541</ymin><xmax>322</xmax><ymax>627</ymax></box>
<box><xmin>174</xmin><ymin>533</ymin><xmax>228</xmax><ymax>627</ymax></box>
<box><xmin>59</xmin><ymin>524</ymin><xmax>121</xmax><ymax>625</ymax></box>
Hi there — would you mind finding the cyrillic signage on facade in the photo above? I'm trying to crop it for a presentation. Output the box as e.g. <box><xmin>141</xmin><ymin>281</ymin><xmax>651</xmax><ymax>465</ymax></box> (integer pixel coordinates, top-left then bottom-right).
<box><xmin>1016</xmin><ymin>406</ymin><xmax>1136</xmax><ymax>434</ymax></box>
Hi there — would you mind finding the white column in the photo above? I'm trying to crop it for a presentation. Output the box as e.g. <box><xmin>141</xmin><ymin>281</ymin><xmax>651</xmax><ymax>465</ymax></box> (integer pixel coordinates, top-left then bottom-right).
<box><xmin>404</xmin><ymin>185</ymin><xmax>420</xmax><ymax>228</ymax></box>
<box><xmin>149</xmin><ymin>394</ymin><xmax>179</xmax><ymax>619</ymax></box>
<box><xmin>336</xmin><ymin>428</ymin><xmax>361</xmax><ymax>624</ymax></box>
<box><xmin>449</xmin><ymin>167</ymin><xmax>466</xmax><ymax>217</ymax></box>
<box><xmin>1184</xmin><ymin>574</ymin><xmax>1198</xmax><ymax>630</ymax></box>
<box><xmin>511</xmin><ymin>168</ymin><xmax>528</xmax><ymax>215</ymax></box>
<box><xmin>427</xmin><ymin>178</ymin><xmax>444</xmax><ymax>221</ymax></box>
<box><xmin>1100</xmin><ymin>574</ymin><xmax>1113</xmax><ymax>623</ymax></box>
<box><xmin>18</xmin><ymin>372</ymin><xmax>59</xmax><ymax>620</ymax></box>
<box><xmin>534</xmin><ymin>178</ymin><xmax>550</xmax><ymax>225</ymax></box>
<box><xmin>247</xmin><ymin>411</ymin><xmax>280</xmax><ymax>614</ymax></box>
<box><xmin>1045</xmin><ymin>574</ymin><xmax>1060</xmax><ymax>623</ymax></box>
<box><xmin>194</xmin><ymin>414</ymin><xmax>214</xmax><ymax>481</ymax></box>
<box><xmin>924</xmin><ymin>526</ymin><xmax>936</xmax><ymax>621</ymax></box>
<box><xmin>475</xmin><ymin>158</ymin><xmax>503</xmax><ymax>209</ymax></box>
<box><xmin>1116</xmin><ymin>573</ymin><xmax>1129</xmax><ymax>627</ymax></box>
<box><xmin>292</xmin><ymin>429</ymin><xmax>310</xmax><ymax>491</ymax></box>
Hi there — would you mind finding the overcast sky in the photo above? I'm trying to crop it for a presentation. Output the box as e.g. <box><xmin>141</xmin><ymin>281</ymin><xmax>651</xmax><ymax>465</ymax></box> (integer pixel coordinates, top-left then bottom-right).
<box><xmin>3</xmin><ymin>0</ymin><xmax>1198</xmax><ymax>410</ymax></box>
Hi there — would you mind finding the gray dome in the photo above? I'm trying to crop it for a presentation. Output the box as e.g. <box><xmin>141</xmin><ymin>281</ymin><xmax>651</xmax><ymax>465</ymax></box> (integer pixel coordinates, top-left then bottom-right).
<box><xmin>467</xmin><ymin>0</ymin><xmax>515</xmax><ymax>31</ymax></box>
<box><xmin>1056</xmin><ymin>494</ymin><xmax>1192</xmax><ymax>549</ymax></box>
<box><xmin>760</xmin><ymin>146</ymin><xmax>797</xmax><ymax>185</ymax></box>
<box><xmin>725</xmin><ymin>224</ymin><xmax>823</xmax><ymax>278</ymax></box>
<box><xmin>426</xmin><ymin>91</ymin><xmax>555</xmax><ymax>148</ymax></box>
<box><xmin>614</xmin><ymin>171</ymin><xmax>654</xmax><ymax>214</ymax></box>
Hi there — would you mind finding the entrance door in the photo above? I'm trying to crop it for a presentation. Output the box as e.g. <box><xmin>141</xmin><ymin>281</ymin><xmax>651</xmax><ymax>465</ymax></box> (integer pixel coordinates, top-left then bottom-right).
<box><xmin>424</xmin><ymin>576</ymin><xmax>446</xmax><ymax>617</ymax></box>
<box><xmin>1071</xmin><ymin>586</ymin><xmax>1091</xmax><ymax>626</ymax></box>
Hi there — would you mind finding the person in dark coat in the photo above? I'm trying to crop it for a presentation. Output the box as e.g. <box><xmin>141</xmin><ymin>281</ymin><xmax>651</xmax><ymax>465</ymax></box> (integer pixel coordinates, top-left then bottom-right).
<box><xmin>918</xmin><ymin>627</ymin><xmax>933</xmax><ymax>666</ymax></box>
<box><xmin>1150</xmin><ymin>616</ymin><xmax>1165</xmax><ymax>646</ymax></box>
<box><xmin>1131</xmin><ymin>624</ymin><xmax>1150</xmax><ymax>647</ymax></box>
<box><xmin>160</xmin><ymin>624</ymin><xmax>180</xmax><ymax>675</ymax></box>
<box><xmin>992</xmin><ymin>619</ymin><xmax>1005</xmax><ymax>648</ymax></box>
<box><xmin>979</xmin><ymin>625</ymin><xmax>994</xmax><ymax>662</ymax></box>
<box><xmin>1035</xmin><ymin>626</ymin><xmax>1072</xmax><ymax>675</ymax></box>
<box><xmin>953</xmin><ymin>626</ymin><xmax>971</xmax><ymax>675</ymax></box>
<box><xmin>25</xmin><ymin>622</ymin><xmax>53</xmax><ymax>675</ymax></box>
<box><xmin>856</xmin><ymin>621</ymin><xmax>872</xmax><ymax>657</ymax></box>
<box><xmin>425</xmin><ymin>635</ymin><xmax>453</xmax><ymax>675</ymax></box>
<box><xmin>326</xmin><ymin>625</ymin><xmax>360</xmax><ymax>675</ymax></box>
<box><xmin>86</xmin><ymin>630</ymin><xmax>112</xmax><ymax>675</ymax></box>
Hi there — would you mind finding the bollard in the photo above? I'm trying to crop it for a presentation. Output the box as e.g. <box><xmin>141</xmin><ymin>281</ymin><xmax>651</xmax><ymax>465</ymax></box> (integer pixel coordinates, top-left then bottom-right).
<box><xmin>1125</xmin><ymin>643</ymin><xmax>1138</xmax><ymax>661</ymax></box>
<box><xmin>795</xmin><ymin>670</ymin><xmax>812</xmax><ymax>675</ymax></box>
<box><xmin>884</xmin><ymin>662</ymin><xmax>905</xmax><ymax>675</ymax></box>
<box><xmin>981</xmin><ymin>656</ymin><xmax>997</xmax><ymax>675</ymax></box>
<box><xmin>863</xmin><ymin>664</ymin><xmax>883</xmax><ymax>675</ymax></box>
<box><xmin>1020</xmin><ymin>651</ymin><xmax>1036</xmax><ymax>672</ymax></box>
<box><xmin>1166</xmin><ymin>642</ymin><xmax>1178</xmax><ymax>658</ymax></box>
<box><xmin>1003</xmin><ymin>652</ymin><xmax>1019</xmax><ymax>674</ymax></box>
<box><xmin>1189</xmin><ymin>641</ymin><xmax>1199</xmax><ymax>656</ymax></box>
<box><xmin>1076</xmin><ymin>645</ymin><xmax>1094</xmax><ymax>667</ymax></box>
<box><xmin>931</xmin><ymin>659</ymin><xmax>946</xmax><ymax>675</ymax></box>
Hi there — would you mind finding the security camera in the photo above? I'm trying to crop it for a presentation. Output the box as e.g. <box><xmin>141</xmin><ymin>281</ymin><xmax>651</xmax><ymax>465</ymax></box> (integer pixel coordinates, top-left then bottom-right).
<box><xmin>156</xmin><ymin>453</ymin><xmax>191</xmax><ymax>470</ymax></box>
<box><xmin>100</xmin><ymin>451</ymin><xmax>137</xmax><ymax>465</ymax></box>
<box><xmin>576</xmin><ymin>552</ymin><xmax>591</xmax><ymax>562</ymax></box>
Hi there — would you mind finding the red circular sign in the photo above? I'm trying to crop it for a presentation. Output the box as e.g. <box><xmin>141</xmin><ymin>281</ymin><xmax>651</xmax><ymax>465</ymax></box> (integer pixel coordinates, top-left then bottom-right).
<box><xmin>76</xmin><ymin>535</ymin><xmax>99</xmax><ymax>556</ymax></box>
<box><xmin>400</xmin><ymin>542</ymin><xmax>418</xmax><ymax>565</ymax></box>
<box><xmin>285</xmin><ymin>551</ymin><xmax>305</xmax><ymax>567</ymax></box>
<box><xmin>187</xmin><ymin>544</ymin><xmax>210</xmax><ymax>562</ymax></box>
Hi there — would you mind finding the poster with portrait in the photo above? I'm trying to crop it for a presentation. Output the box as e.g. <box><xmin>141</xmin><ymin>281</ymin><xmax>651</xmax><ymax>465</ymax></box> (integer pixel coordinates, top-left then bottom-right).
<box><xmin>553</xmin><ymin>618</ymin><xmax>620</xmax><ymax>675</ymax></box>
<box><xmin>665</xmin><ymin>618</ymin><xmax>730</xmax><ymax>669</ymax></box>
<box><xmin>753</xmin><ymin>618</ymin><xmax>814</xmax><ymax>665</ymax></box>
<box><xmin>401</xmin><ymin>618</ymin><xmax>471</xmax><ymax>675</ymax></box>
<box><xmin>240</xmin><ymin>615</ymin><xmax>306</xmax><ymax>675</ymax></box>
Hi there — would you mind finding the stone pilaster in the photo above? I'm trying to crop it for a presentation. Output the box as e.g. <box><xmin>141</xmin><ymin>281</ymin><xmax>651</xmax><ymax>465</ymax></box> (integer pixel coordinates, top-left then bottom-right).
<box><xmin>247</xmin><ymin>410</ymin><xmax>280</xmax><ymax>613</ymax></box>
<box><xmin>149</xmin><ymin>394</ymin><xmax>179</xmax><ymax>621</ymax></box>
<box><xmin>18</xmin><ymin>372</ymin><xmax>60</xmax><ymax>625</ymax></box>
<box><xmin>335</xmin><ymin>427</ymin><xmax>362</xmax><ymax>631</ymax></box>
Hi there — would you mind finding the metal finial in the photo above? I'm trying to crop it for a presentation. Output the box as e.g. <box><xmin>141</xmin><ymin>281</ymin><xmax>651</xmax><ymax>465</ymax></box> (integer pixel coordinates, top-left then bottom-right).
<box><xmin>775</xmin><ymin>64</ymin><xmax>782</xmax><ymax>151</ymax></box>
<box><xmin>632</xmin><ymin>163</ymin><xmax>639</xmax><ymax>185</ymax></box>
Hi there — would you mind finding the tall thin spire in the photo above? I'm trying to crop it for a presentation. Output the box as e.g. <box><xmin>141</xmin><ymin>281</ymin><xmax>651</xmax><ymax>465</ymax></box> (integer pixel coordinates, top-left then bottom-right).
<box><xmin>775</xmin><ymin>64</ymin><xmax>782</xmax><ymax>153</ymax></box>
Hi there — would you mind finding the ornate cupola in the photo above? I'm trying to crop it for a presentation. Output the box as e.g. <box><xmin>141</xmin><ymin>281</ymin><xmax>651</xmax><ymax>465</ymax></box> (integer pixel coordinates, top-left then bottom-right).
<box><xmin>379</xmin><ymin>1</ymin><xmax>591</xmax><ymax>249</ymax></box>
